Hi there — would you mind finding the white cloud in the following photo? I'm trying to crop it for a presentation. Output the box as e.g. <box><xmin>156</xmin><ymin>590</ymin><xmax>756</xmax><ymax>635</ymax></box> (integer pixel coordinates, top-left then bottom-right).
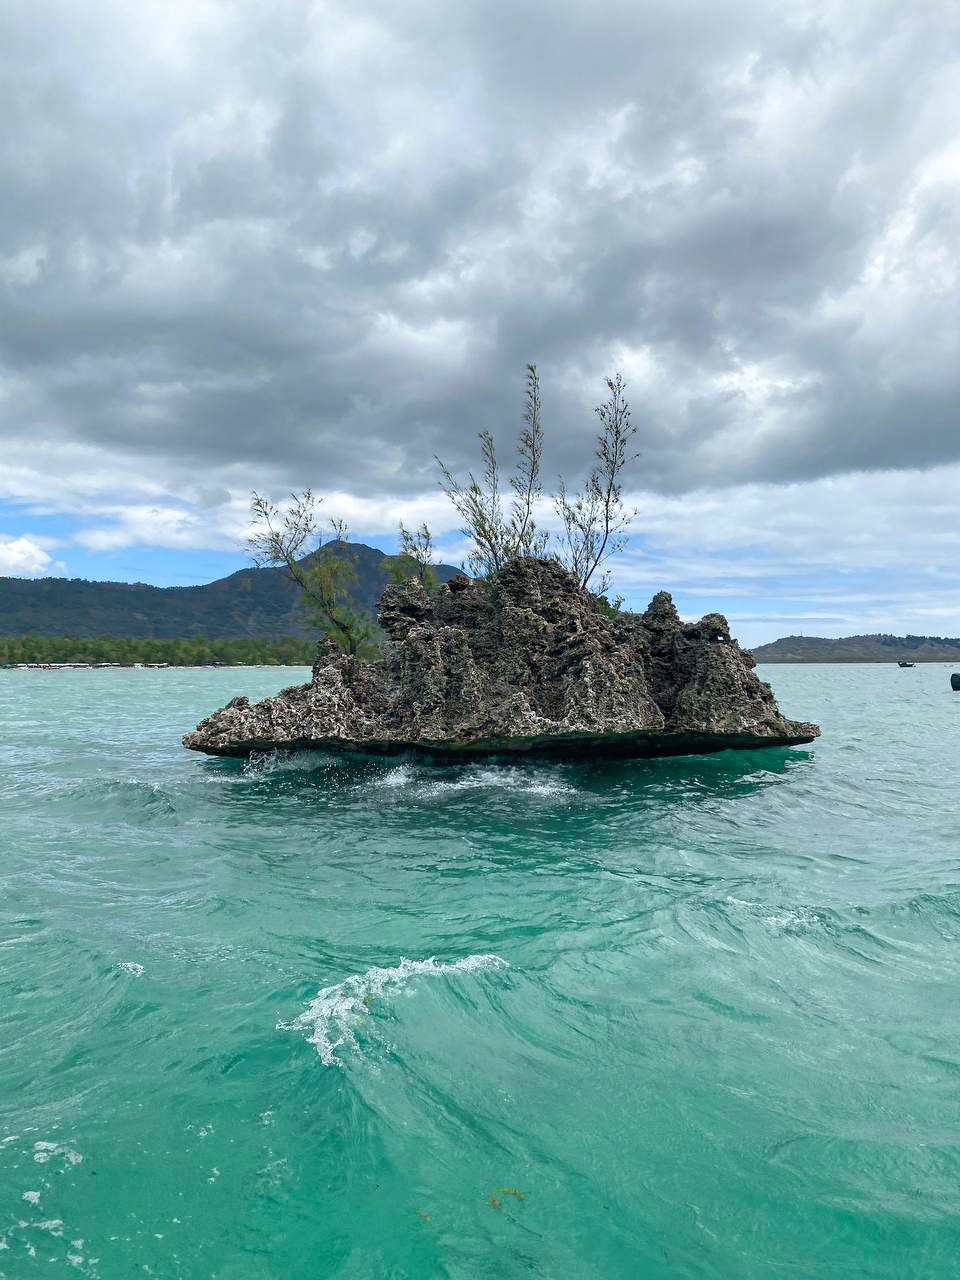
<box><xmin>1</xmin><ymin>0</ymin><xmax>957</xmax><ymax>500</ymax></box>
<box><xmin>0</xmin><ymin>535</ymin><xmax>52</xmax><ymax>576</ymax></box>
<box><xmin>0</xmin><ymin>0</ymin><xmax>958</xmax><ymax>646</ymax></box>
<box><xmin>72</xmin><ymin>500</ymin><xmax>250</xmax><ymax>553</ymax></box>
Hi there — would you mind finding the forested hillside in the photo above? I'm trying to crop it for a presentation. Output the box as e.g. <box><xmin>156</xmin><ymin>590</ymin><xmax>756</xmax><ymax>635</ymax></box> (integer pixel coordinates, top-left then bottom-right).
<box><xmin>751</xmin><ymin>634</ymin><xmax>960</xmax><ymax>662</ymax></box>
<box><xmin>0</xmin><ymin>542</ymin><xmax>460</xmax><ymax>639</ymax></box>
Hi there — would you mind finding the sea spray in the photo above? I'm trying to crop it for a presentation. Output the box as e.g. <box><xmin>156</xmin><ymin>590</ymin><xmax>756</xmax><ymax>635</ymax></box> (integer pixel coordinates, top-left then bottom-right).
<box><xmin>374</xmin><ymin>764</ymin><xmax>577</xmax><ymax>799</ymax></box>
<box><xmin>241</xmin><ymin>749</ymin><xmax>342</xmax><ymax>780</ymax></box>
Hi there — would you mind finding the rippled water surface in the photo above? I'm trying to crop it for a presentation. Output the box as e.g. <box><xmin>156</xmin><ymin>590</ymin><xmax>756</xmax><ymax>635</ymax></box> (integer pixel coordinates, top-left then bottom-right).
<box><xmin>2</xmin><ymin>664</ymin><xmax>959</xmax><ymax>1278</ymax></box>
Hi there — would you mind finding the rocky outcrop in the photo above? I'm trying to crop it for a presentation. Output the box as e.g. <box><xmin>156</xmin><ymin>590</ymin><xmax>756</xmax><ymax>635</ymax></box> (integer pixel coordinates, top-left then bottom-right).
<box><xmin>182</xmin><ymin>559</ymin><xmax>819</xmax><ymax>760</ymax></box>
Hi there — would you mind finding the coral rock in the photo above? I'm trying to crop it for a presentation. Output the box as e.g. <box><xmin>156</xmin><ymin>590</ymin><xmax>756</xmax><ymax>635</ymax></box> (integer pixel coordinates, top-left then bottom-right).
<box><xmin>182</xmin><ymin>559</ymin><xmax>819</xmax><ymax>760</ymax></box>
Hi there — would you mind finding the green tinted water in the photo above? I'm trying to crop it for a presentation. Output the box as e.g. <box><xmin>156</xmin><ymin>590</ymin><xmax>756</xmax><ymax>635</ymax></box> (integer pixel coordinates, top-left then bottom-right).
<box><xmin>1</xmin><ymin>665</ymin><xmax>959</xmax><ymax>1278</ymax></box>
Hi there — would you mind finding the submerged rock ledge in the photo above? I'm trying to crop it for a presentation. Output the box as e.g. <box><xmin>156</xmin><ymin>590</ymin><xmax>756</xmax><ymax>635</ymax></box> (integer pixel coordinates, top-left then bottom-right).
<box><xmin>183</xmin><ymin>559</ymin><xmax>819</xmax><ymax>760</ymax></box>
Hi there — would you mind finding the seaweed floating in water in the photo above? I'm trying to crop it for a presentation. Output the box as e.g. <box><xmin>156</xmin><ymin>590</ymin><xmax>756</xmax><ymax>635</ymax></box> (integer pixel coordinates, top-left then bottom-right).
<box><xmin>489</xmin><ymin>1186</ymin><xmax>525</xmax><ymax>1210</ymax></box>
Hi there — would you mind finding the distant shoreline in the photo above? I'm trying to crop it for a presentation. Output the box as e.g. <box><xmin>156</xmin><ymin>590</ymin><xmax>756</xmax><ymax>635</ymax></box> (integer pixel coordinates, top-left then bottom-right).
<box><xmin>753</xmin><ymin>658</ymin><xmax>960</xmax><ymax>665</ymax></box>
<box><xmin>751</xmin><ymin>635</ymin><xmax>960</xmax><ymax>663</ymax></box>
<box><xmin>1</xmin><ymin>663</ymin><xmax>310</xmax><ymax>671</ymax></box>
<box><xmin>6</xmin><ymin>657</ymin><xmax>957</xmax><ymax>670</ymax></box>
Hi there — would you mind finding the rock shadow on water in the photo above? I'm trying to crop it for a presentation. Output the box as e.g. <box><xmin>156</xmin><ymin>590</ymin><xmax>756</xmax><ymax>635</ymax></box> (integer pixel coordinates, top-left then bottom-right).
<box><xmin>196</xmin><ymin>742</ymin><xmax>814</xmax><ymax>825</ymax></box>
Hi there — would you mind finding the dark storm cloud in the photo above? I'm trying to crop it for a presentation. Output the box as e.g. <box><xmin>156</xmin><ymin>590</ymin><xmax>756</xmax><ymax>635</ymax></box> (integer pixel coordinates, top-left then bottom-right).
<box><xmin>1</xmin><ymin>0</ymin><xmax>958</xmax><ymax>503</ymax></box>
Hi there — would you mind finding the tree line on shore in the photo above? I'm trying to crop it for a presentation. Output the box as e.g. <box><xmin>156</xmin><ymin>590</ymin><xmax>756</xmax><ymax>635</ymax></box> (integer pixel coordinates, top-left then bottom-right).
<box><xmin>0</xmin><ymin>635</ymin><xmax>316</xmax><ymax>667</ymax></box>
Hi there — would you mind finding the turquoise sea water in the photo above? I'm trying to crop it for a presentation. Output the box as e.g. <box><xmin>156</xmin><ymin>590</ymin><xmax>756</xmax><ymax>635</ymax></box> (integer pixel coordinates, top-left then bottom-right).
<box><xmin>1</xmin><ymin>664</ymin><xmax>959</xmax><ymax>1278</ymax></box>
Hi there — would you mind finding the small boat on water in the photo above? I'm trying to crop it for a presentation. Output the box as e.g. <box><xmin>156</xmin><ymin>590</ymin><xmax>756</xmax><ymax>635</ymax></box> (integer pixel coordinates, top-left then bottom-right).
<box><xmin>898</xmin><ymin>661</ymin><xmax>916</xmax><ymax>668</ymax></box>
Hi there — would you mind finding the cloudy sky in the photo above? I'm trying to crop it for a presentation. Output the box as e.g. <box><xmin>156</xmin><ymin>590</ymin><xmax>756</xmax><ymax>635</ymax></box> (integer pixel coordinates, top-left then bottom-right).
<box><xmin>1</xmin><ymin>0</ymin><xmax>958</xmax><ymax>645</ymax></box>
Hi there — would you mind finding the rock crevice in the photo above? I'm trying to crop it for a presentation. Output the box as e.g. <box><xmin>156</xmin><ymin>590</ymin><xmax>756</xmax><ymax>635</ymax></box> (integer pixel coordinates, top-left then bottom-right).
<box><xmin>183</xmin><ymin>559</ymin><xmax>819</xmax><ymax>759</ymax></box>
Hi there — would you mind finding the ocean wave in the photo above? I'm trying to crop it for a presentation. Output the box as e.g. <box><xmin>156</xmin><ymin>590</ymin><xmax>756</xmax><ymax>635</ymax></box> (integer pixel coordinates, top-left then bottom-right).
<box><xmin>241</xmin><ymin>750</ymin><xmax>342</xmax><ymax>780</ymax></box>
<box><xmin>376</xmin><ymin>765</ymin><xmax>576</xmax><ymax>799</ymax></box>
<box><xmin>725</xmin><ymin>895</ymin><xmax>825</xmax><ymax>934</ymax></box>
<box><xmin>51</xmin><ymin>778</ymin><xmax>177</xmax><ymax>823</ymax></box>
<box><xmin>280</xmin><ymin>954</ymin><xmax>509</xmax><ymax>1066</ymax></box>
<box><xmin>226</xmin><ymin>750</ymin><xmax>578</xmax><ymax>800</ymax></box>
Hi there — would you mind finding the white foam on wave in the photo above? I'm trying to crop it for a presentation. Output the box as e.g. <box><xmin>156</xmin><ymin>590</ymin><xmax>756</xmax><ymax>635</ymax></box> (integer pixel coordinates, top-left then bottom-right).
<box><xmin>242</xmin><ymin>749</ymin><xmax>287</xmax><ymax>779</ymax></box>
<box><xmin>280</xmin><ymin>953</ymin><xmax>509</xmax><ymax>1066</ymax></box>
<box><xmin>242</xmin><ymin>750</ymin><xmax>340</xmax><ymax>780</ymax></box>
<box><xmin>522</xmin><ymin>779</ymin><xmax>576</xmax><ymax>796</ymax></box>
<box><xmin>763</xmin><ymin>907</ymin><xmax>822</xmax><ymax>932</ymax></box>
<box><xmin>33</xmin><ymin>1141</ymin><xmax>82</xmax><ymax>1166</ymax></box>
<box><xmin>725</xmin><ymin>895</ymin><xmax>822</xmax><ymax>933</ymax></box>
<box><xmin>376</xmin><ymin>765</ymin><xmax>575</xmax><ymax>799</ymax></box>
<box><xmin>117</xmin><ymin>961</ymin><xmax>144</xmax><ymax>976</ymax></box>
<box><xmin>424</xmin><ymin>768</ymin><xmax>576</xmax><ymax>798</ymax></box>
<box><xmin>379</xmin><ymin>765</ymin><xmax>415</xmax><ymax>789</ymax></box>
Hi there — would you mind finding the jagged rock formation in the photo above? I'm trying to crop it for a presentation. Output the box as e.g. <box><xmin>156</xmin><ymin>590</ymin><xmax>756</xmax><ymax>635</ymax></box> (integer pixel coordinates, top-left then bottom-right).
<box><xmin>182</xmin><ymin>559</ymin><xmax>819</xmax><ymax>760</ymax></box>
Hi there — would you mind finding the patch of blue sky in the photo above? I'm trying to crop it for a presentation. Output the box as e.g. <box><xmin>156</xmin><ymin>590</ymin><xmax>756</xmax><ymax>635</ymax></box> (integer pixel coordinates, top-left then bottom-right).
<box><xmin>0</xmin><ymin>502</ymin><xmax>77</xmax><ymax>542</ymax></box>
<box><xmin>5</xmin><ymin>501</ymin><xmax>956</xmax><ymax>647</ymax></box>
<box><xmin>64</xmin><ymin>545</ymin><xmax>253</xmax><ymax>587</ymax></box>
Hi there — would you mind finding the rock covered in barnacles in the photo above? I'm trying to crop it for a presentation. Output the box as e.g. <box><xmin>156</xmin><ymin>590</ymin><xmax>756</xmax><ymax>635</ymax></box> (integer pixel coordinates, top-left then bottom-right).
<box><xmin>182</xmin><ymin>558</ymin><xmax>819</xmax><ymax>760</ymax></box>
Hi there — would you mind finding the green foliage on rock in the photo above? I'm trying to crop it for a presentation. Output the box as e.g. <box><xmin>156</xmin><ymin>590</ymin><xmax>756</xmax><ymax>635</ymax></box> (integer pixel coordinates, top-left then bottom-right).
<box><xmin>248</xmin><ymin>495</ymin><xmax>378</xmax><ymax>658</ymax></box>
<box><xmin>384</xmin><ymin>523</ymin><xmax>440</xmax><ymax>592</ymax></box>
<box><xmin>436</xmin><ymin>364</ymin><xmax>638</xmax><ymax>596</ymax></box>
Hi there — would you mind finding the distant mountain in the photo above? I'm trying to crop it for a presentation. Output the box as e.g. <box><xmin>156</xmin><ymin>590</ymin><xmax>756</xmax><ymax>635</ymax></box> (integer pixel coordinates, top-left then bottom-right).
<box><xmin>751</xmin><ymin>634</ymin><xmax>960</xmax><ymax>663</ymax></box>
<box><xmin>0</xmin><ymin>542</ymin><xmax>461</xmax><ymax>639</ymax></box>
